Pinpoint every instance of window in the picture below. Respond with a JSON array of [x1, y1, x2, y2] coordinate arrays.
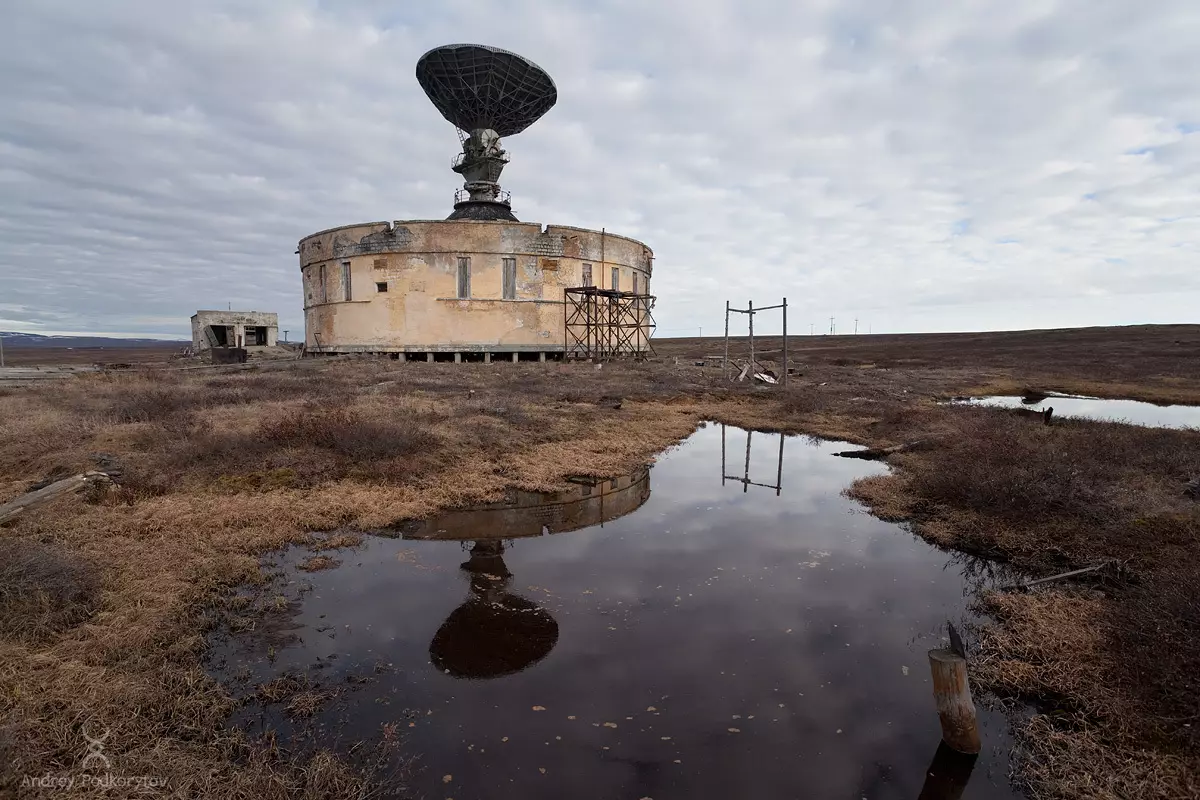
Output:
[[342, 261, 352, 301], [611, 266, 620, 291], [502, 257, 517, 299], [376, 281, 388, 293], [457, 256, 471, 298], [318, 265, 327, 303], [633, 273, 640, 295], [581, 263, 592, 286]]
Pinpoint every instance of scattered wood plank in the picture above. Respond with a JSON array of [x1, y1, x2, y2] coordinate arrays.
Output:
[[0, 471, 112, 524], [1000, 563, 1107, 592]]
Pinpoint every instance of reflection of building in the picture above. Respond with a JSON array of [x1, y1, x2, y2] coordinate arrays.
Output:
[[404, 467, 651, 541], [408, 467, 651, 680], [191, 310, 278, 351], [721, 425, 786, 495]]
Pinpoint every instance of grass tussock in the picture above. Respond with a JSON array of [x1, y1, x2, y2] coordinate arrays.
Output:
[[0, 540, 99, 644]]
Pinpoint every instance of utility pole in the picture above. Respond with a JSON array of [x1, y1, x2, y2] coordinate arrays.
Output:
[[830, 317, 835, 335], [0, 332, 5, 368], [854, 318, 858, 335], [810, 323, 814, 336]]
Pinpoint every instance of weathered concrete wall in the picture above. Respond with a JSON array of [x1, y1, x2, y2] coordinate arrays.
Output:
[[191, 310, 279, 351], [297, 220, 653, 353]]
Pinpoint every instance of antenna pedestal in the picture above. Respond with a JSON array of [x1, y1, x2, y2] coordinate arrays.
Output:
[[448, 127, 517, 220]]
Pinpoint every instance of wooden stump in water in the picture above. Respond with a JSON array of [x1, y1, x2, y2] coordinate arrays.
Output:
[[928, 648, 981, 754]]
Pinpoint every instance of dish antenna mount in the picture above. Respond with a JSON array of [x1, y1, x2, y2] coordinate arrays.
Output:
[[417, 44, 558, 221]]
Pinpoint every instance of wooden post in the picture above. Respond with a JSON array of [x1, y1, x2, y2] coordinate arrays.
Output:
[[723, 300, 730, 380], [928, 648, 981, 754], [747, 300, 755, 376], [781, 297, 788, 386]]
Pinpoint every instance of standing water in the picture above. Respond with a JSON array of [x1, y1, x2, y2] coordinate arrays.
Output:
[[964, 395, 1200, 429], [211, 424, 1020, 799]]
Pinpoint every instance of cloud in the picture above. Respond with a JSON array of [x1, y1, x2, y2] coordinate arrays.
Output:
[[1, 0, 1198, 338]]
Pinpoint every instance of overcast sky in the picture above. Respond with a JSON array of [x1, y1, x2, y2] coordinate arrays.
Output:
[[2, 0, 1198, 339]]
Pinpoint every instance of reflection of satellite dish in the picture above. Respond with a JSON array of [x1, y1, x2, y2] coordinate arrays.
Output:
[[429, 541, 559, 679], [409, 470, 649, 679]]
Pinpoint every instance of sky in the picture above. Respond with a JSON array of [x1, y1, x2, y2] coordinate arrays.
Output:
[[1, 0, 1198, 340]]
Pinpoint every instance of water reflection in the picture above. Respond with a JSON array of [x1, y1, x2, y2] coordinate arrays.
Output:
[[406, 471, 652, 679], [210, 426, 1019, 800], [430, 540, 559, 679], [721, 424, 785, 494], [402, 467, 652, 541], [964, 394, 1200, 429]]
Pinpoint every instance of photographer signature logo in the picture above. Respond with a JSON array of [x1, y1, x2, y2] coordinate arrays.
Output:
[[80, 726, 111, 771], [22, 726, 168, 792]]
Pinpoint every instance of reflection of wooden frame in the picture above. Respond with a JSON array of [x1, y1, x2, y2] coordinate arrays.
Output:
[[720, 424, 785, 496]]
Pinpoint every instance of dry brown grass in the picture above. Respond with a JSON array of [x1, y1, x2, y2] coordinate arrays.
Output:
[[2, 328, 1200, 798], [0, 540, 99, 644], [848, 407, 1200, 798]]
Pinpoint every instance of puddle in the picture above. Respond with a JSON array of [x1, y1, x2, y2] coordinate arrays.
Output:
[[964, 395, 1200, 429], [210, 424, 1022, 799]]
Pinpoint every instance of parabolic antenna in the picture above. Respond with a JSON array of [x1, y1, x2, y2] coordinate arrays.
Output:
[[416, 44, 558, 221]]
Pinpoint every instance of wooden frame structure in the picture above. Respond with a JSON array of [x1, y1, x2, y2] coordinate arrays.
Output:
[[724, 297, 788, 385], [564, 287, 657, 361]]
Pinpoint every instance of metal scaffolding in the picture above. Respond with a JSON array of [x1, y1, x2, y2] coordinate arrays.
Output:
[[564, 287, 657, 361]]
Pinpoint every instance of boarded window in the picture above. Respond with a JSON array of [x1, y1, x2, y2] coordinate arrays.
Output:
[[611, 266, 619, 291], [342, 261, 352, 301], [502, 257, 517, 299], [581, 263, 592, 286], [457, 257, 471, 298], [376, 281, 388, 292], [319, 265, 327, 303]]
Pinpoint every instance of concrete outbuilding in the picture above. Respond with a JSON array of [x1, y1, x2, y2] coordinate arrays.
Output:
[[191, 311, 279, 352]]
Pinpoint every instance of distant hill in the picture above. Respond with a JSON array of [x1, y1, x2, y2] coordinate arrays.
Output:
[[0, 332, 188, 349]]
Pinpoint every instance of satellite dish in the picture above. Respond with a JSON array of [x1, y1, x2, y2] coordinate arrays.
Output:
[[416, 44, 557, 137], [416, 44, 558, 221]]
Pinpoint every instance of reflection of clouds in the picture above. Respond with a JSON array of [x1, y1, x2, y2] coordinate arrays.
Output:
[[234, 424, 1014, 799], [970, 395, 1200, 429]]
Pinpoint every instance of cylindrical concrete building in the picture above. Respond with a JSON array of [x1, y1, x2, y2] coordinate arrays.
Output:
[[299, 219, 653, 360]]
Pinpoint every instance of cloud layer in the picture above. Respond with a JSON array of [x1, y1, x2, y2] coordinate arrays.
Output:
[[2, 0, 1198, 338]]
